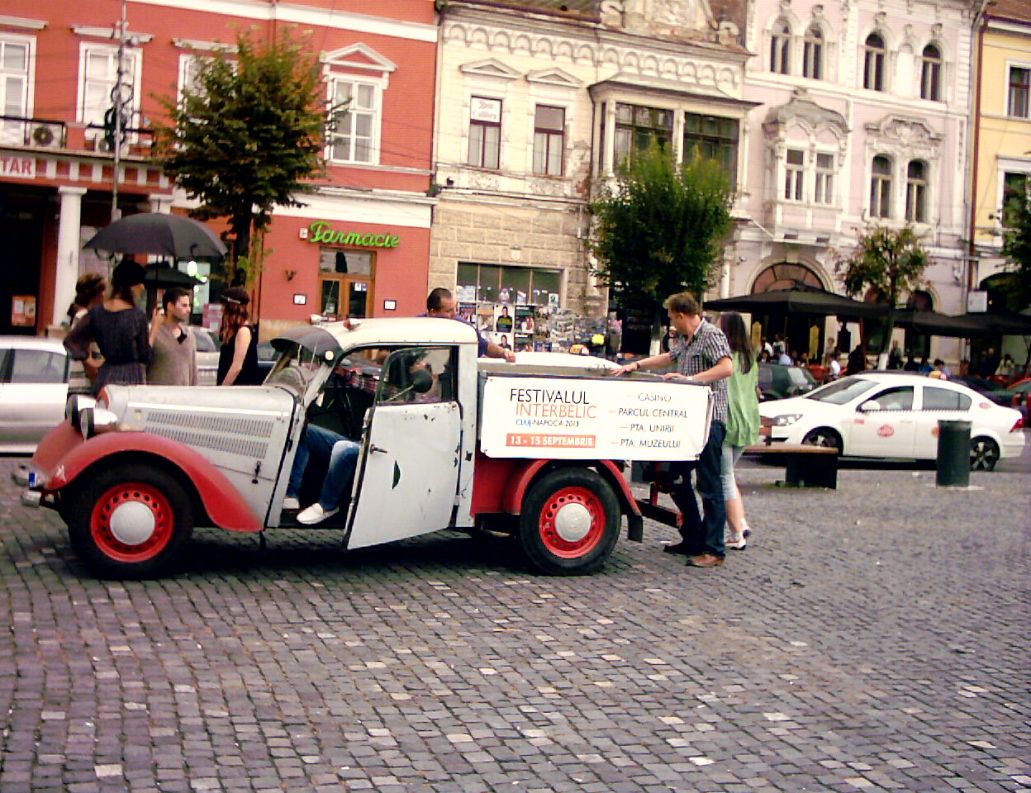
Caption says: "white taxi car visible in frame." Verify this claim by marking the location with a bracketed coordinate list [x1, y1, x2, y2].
[758, 372, 1025, 470]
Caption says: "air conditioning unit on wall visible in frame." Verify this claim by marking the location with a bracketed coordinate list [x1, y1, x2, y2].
[28, 122, 62, 149]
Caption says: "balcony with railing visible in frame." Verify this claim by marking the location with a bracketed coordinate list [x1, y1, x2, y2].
[0, 114, 156, 157]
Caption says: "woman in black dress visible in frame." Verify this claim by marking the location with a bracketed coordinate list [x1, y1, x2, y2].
[64, 260, 151, 396]
[216, 286, 261, 386]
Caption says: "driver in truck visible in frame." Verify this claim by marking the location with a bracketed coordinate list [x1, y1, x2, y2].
[283, 425, 360, 525]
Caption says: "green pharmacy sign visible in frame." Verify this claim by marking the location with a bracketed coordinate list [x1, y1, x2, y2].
[307, 222, 400, 248]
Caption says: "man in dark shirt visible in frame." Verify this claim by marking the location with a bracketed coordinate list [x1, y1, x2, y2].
[614, 292, 733, 568]
[424, 288, 516, 362]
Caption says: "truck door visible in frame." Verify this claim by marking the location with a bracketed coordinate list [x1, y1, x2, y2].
[346, 346, 461, 549]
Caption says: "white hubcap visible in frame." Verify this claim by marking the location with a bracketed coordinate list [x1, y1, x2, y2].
[553, 502, 592, 542]
[109, 501, 157, 545]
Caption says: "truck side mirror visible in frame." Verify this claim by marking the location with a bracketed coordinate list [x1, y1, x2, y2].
[411, 367, 434, 394]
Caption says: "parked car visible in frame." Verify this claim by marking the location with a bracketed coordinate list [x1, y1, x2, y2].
[758, 372, 1024, 470]
[0, 336, 88, 454]
[1005, 378, 1031, 421]
[757, 362, 819, 401]
[191, 326, 220, 386]
[949, 375, 1013, 407]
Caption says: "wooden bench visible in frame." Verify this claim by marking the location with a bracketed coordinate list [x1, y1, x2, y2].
[743, 442, 839, 488]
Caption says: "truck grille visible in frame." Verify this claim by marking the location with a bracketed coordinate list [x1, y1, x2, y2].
[143, 410, 275, 459]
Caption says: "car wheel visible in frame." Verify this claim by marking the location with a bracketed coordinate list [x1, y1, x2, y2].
[801, 428, 842, 452]
[969, 437, 1000, 472]
[67, 465, 194, 579]
[518, 468, 620, 576]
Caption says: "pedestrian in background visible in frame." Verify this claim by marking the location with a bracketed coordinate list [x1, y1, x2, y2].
[148, 287, 197, 386]
[64, 260, 151, 396]
[614, 292, 733, 569]
[217, 287, 262, 386]
[719, 312, 760, 551]
[66, 272, 108, 385]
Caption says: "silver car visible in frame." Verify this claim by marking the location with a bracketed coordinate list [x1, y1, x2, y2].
[0, 336, 85, 453]
[192, 326, 220, 386]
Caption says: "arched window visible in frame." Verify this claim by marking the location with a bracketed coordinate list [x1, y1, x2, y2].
[870, 155, 892, 218]
[770, 21, 791, 74]
[906, 160, 928, 223]
[864, 33, 885, 91]
[920, 44, 941, 101]
[803, 25, 823, 79]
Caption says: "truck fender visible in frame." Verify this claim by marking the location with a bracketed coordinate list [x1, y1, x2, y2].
[47, 432, 262, 532]
[501, 459, 643, 541]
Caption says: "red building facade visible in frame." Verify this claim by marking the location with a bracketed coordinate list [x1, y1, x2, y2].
[0, 0, 437, 338]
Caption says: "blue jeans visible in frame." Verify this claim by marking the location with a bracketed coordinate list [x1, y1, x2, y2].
[287, 424, 361, 511]
[671, 421, 727, 557]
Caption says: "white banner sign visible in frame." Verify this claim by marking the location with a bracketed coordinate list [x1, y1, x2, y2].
[479, 375, 712, 461]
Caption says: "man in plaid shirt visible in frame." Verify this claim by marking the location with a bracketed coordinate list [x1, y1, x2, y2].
[614, 292, 733, 568]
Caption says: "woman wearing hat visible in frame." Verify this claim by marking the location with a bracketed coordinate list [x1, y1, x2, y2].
[217, 286, 261, 386]
[64, 259, 152, 395]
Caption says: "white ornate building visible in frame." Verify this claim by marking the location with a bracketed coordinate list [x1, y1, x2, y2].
[431, 0, 749, 325]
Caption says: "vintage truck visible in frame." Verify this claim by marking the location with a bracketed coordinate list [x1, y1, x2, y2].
[20, 318, 711, 578]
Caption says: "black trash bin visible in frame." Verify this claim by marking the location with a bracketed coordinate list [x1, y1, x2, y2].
[936, 419, 971, 487]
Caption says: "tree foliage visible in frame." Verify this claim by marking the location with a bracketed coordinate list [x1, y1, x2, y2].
[154, 29, 327, 280]
[835, 225, 930, 354]
[1001, 191, 1031, 311]
[589, 146, 734, 322]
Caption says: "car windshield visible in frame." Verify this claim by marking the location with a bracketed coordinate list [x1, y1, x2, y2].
[265, 341, 333, 396]
[787, 367, 816, 388]
[805, 376, 878, 404]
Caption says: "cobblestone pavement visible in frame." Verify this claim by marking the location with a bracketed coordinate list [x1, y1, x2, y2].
[0, 456, 1028, 793]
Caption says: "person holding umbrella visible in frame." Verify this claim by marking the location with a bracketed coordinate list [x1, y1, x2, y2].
[216, 287, 262, 386]
[64, 260, 151, 396]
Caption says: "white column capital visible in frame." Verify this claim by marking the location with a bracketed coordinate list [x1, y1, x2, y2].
[57, 185, 88, 197]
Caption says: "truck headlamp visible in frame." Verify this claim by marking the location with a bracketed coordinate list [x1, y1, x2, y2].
[79, 407, 120, 439]
[65, 394, 96, 426]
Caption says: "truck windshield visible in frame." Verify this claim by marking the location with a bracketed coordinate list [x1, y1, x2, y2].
[265, 342, 332, 396]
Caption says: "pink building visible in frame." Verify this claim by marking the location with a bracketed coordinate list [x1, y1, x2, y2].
[732, 0, 977, 360]
[0, 1, 437, 338]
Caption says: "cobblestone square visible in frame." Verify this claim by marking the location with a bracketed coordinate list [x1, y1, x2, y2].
[1, 456, 1028, 792]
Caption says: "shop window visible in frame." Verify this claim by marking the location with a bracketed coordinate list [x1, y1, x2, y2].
[814, 153, 835, 205]
[863, 33, 885, 91]
[784, 149, 804, 201]
[458, 263, 561, 308]
[614, 102, 672, 164]
[0, 38, 30, 145]
[468, 96, 501, 169]
[329, 79, 378, 164]
[79, 44, 140, 132]
[1008, 67, 1029, 118]
[682, 112, 738, 179]
[318, 249, 374, 319]
[803, 25, 823, 80]
[920, 45, 941, 101]
[906, 160, 927, 223]
[533, 105, 564, 176]
[870, 155, 892, 219]
[770, 21, 791, 75]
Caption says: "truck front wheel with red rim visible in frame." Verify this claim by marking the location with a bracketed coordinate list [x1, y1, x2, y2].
[518, 468, 620, 575]
[67, 464, 194, 579]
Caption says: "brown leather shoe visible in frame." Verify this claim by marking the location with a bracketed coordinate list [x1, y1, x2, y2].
[686, 553, 724, 568]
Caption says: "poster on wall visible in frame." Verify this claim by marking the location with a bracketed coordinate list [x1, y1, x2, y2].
[11, 295, 36, 327]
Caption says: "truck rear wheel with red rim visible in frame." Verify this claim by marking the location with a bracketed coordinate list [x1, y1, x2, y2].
[518, 468, 620, 575]
[68, 465, 193, 579]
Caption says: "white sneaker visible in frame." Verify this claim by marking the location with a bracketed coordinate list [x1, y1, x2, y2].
[297, 503, 339, 525]
[725, 532, 747, 550]
[283, 496, 300, 511]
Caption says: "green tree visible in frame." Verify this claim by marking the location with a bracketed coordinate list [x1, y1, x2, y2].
[835, 225, 930, 355]
[154, 29, 328, 283]
[589, 146, 734, 327]
[1001, 191, 1031, 312]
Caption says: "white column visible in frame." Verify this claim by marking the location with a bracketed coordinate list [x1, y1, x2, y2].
[148, 193, 173, 214]
[54, 187, 88, 327]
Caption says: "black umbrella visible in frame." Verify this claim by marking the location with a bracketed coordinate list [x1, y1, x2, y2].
[957, 312, 1031, 335]
[143, 262, 202, 289]
[703, 288, 889, 319]
[83, 212, 227, 259]
[889, 308, 992, 338]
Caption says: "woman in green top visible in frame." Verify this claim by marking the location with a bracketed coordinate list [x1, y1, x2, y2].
[719, 312, 760, 550]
